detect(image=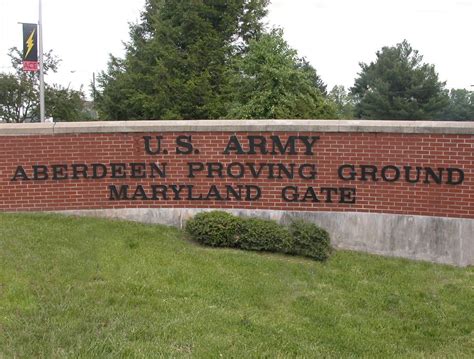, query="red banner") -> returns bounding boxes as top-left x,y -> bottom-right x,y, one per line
23,61 -> 39,72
